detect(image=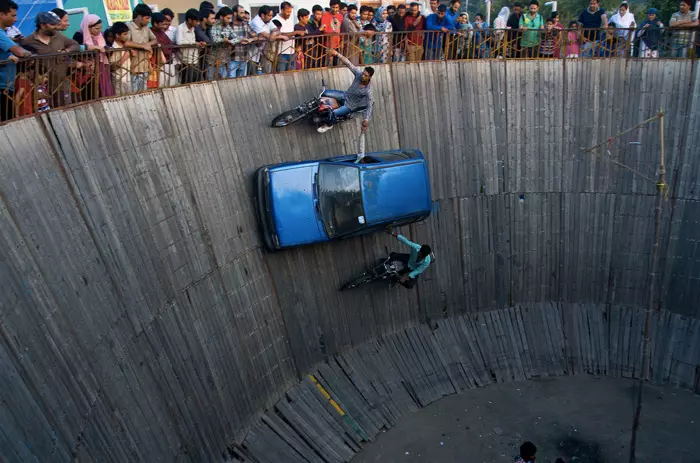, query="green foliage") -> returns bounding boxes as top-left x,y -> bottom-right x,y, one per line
463,0 -> 682,26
